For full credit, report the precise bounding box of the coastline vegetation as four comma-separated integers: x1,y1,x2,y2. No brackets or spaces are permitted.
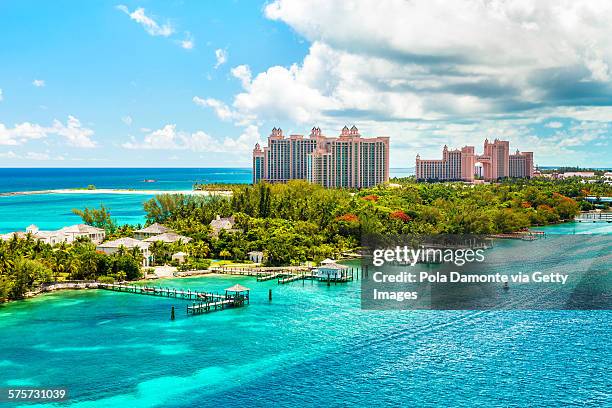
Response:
1,177,610,303
0,237,141,302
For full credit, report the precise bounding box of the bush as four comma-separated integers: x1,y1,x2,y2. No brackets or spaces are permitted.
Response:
97,276,115,284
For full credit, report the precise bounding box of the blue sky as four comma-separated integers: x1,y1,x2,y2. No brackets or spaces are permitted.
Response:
0,0,611,168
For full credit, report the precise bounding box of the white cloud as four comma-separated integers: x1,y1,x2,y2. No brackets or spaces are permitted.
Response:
122,115,133,126
231,65,252,89
116,5,174,37
24,151,51,160
0,151,18,159
180,33,194,50
0,116,96,148
51,116,96,148
122,124,179,150
243,0,612,124
122,124,261,153
185,0,612,166
192,96,235,121
32,79,45,87
0,88,3,101
545,121,563,128
214,49,227,68
0,151,51,160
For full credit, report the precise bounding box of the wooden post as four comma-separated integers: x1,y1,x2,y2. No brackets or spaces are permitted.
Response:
171,306,175,320
269,288,272,301
327,273,330,287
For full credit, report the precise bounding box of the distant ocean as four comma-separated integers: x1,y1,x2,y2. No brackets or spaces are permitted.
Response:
0,168,414,233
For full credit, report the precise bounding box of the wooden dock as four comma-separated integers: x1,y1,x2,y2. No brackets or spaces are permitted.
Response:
98,283,249,316
575,212,612,223
98,283,226,301
213,266,310,277
257,272,285,282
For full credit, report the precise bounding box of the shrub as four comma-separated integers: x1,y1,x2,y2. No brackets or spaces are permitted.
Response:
97,276,115,284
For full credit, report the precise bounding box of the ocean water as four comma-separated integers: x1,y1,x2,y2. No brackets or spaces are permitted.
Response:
0,168,253,193
0,168,413,233
0,222,610,407
0,168,251,233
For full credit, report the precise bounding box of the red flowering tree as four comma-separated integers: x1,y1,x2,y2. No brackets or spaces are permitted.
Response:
336,213,359,222
390,210,411,222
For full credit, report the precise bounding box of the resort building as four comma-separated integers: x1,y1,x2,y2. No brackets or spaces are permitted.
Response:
96,237,152,267
171,251,188,264
143,232,193,244
210,215,237,237
415,145,476,182
509,150,534,179
253,126,389,188
559,171,596,178
0,232,28,241
416,139,533,181
133,223,172,240
0,224,105,245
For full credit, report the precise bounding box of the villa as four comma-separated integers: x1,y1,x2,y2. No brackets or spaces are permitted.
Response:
210,215,237,237
172,251,188,264
143,232,193,244
0,224,105,245
134,223,173,240
96,237,152,267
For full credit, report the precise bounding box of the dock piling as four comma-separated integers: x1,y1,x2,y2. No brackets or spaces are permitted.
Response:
269,288,272,301
171,306,175,320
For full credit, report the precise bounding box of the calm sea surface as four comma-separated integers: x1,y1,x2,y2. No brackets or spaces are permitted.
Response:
0,168,412,233
0,223,610,407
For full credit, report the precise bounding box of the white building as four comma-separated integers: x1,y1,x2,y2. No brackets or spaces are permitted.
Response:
96,237,152,267
8,224,106,245
143,232,192,244
210,215,237,237
247,251,264,264
134,223,173,240
559,171,596,178
172,252,188,264
314,261,350,279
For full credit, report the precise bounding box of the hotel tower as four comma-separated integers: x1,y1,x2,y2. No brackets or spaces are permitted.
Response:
253,126,389,188
416,138,533,181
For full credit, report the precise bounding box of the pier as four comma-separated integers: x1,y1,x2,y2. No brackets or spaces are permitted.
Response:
212,265,311,277
575,212,612,223
98,283,249,316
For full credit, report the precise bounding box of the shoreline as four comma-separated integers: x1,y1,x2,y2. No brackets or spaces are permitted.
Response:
0,188,232,197
0,271,228,305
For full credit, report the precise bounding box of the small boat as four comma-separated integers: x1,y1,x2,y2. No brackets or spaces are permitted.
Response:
503,281,509,290
143,179,157,183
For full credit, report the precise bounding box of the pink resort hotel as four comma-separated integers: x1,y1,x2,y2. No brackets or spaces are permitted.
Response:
252,126,390,188
416,139,534,182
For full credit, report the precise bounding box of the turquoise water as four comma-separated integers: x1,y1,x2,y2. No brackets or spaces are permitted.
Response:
0,222,610,407
0,168,253,233
0,168,414,233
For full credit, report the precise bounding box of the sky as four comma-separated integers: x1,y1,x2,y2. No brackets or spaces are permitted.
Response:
0,0,611,168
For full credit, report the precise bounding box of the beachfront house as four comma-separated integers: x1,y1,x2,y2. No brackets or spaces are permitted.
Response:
209,215,237,237
247,251,264,264
0,232,27,241
143,232,193,244
133,223,173,240
172,251,188,264
96,237,152,267
16,224,106,245
314,261,350,279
